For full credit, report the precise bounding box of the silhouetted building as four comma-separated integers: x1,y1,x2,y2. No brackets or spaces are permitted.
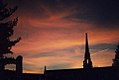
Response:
44,33,119,80
83,33,93,68
44,66,119,80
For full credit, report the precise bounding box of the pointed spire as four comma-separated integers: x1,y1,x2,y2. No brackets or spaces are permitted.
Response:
83,33,93,68
85,33,91,60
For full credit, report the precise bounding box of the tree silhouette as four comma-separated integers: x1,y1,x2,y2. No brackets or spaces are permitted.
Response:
0,1,21,70
112,44,119,67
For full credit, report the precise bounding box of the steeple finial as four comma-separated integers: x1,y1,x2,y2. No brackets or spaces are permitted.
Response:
83,33,93,68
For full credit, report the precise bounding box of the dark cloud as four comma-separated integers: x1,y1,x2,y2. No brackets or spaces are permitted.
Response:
4,0,48,18
65,0,119,26
79,43,116,55
5,0,119,28
91,43,116,50
91,43,116,56
80,43,116,50
5,0,77,19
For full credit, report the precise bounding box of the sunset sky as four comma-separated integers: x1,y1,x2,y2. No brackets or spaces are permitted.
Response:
3,0,119,73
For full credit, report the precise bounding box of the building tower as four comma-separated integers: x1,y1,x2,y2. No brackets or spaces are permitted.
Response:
83,33,93,68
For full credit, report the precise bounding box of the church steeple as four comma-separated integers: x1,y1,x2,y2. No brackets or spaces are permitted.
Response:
83,33,93,68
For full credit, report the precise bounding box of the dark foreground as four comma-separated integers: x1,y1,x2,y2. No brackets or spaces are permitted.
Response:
0,66,119,80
